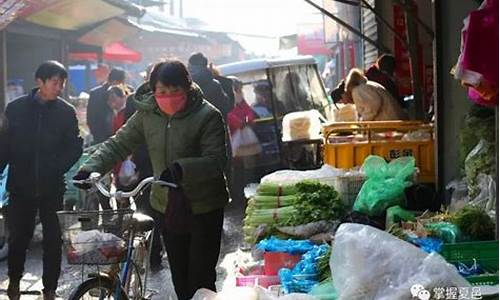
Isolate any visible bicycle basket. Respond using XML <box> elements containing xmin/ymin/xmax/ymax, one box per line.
<box><xmin>57</xmin><ymin>209</ymin><xmax>133</xmax><ymax>265</ymax></box>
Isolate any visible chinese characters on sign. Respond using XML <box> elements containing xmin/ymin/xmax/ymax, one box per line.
<box><xmin>389</xmin><ymin>149</ymin><xmax>414</xmax><ymax>159</ymax></box>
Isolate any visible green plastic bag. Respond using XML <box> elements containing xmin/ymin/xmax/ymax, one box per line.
<box><xmin>353</xmin><ymin>156</ymin><xmax>416</xmax><ymax>216</ymax></box>
<box><xmin>386</xmin><ymin>205</ymin><xmax>416</xmax><ymax>228</ymax></box>
<box><xmin>425</xmin><ymin>222</ymin><xmax>461</xmax><ymax>243</ymax></box>
<box><xmin>308</xmin><ymin>279</ymin><xmax>337</xmax><ymax>300</ymax></box>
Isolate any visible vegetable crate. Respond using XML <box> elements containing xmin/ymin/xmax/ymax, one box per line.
<box><xmin>440</xmin><ymin>241</ymin><xmax>499</xmax><ymax>286</ymax></box>
<box><xmin>331</xmin><ymin>175</ymin><xmax>365</xmax><ymax>208</ymax></box>
<box><xmin>323</xmin><ymin>121</ymin><xmax>435</xmax><ymax>183</ymax></box>
<box><xmin>236</xmin><ymin>275</ymin><xmax>280</xmax><ymax>288</ymax></box>
<box><xmin>264</xmin><ymin>252</ymin><xmax>302</xmax><ymax>275</ymax></box>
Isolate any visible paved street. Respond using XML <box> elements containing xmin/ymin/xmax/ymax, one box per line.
<box><xmin>0</xmin><ymin>200</ymin><xmax>247</xmax><ymax>299</ymax></box>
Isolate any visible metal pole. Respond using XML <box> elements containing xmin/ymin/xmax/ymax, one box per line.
<box><xmin>304</xmin><ymin>0</ymin><xmax>389</xmax><ymax>53</ymax></box>
<box><xmin>0</xmin><ymin>31</ymin><xmax>7</xmax><ymax>112</ymax></box>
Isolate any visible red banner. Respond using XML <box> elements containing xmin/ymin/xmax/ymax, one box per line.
<box><xmin>393</xmin><ymin>3</ymin><xmax>424</xmax><ymax>97</ymax></box>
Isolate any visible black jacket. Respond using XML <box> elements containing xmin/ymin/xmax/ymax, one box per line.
<box><xmin>190</xmin><ymin>67</ymin><xmax>230</xmax><ymax>119</ymax></box>
<box><xmin>87</xmin><ymin>83</ymin><xmax>112</xmax><ymax>144</ymax></box>
<box><xmin>215</xmin><ymin>75</ymin><xmax>235</xmax><ymax>110</ymax></box>
<box><xmin>0</xmin><ymin>89</ymin><xmax>83</xmax><ymax>197</ymax></box>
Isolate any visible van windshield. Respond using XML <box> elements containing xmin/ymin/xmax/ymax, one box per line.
<box><xmin>234</xmin><ymin>64</ymin><xmax>330</xmax><ymax>120</ymax></box>
<box><xmin>268</xmin><ymin>64</ymin><xmax>329</xmax><ymax>119</ymax></box>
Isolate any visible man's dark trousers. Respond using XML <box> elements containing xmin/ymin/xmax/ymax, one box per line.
<box><xmin>7</xmin><ymin>192</ymin><xmax>63</xmax><ymax>292</ymax></box>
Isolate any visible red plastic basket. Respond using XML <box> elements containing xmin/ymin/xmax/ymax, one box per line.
<box><xmin>236</xmin><ymin>275</ymin><xmax>281</xmax><ymax>288</ymax></box>
<box><xmin>264</xmin><ymin>252</ymin><xmax>302</xmax><ymax>276</ymax></box>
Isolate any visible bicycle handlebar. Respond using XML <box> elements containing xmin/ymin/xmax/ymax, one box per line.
<box><xmin>73</xmin><ymin>172</ymin><xmax>177</xmax><ymax>199</ymax></box>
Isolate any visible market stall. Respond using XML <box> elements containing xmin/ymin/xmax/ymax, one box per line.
<box><xmin>194</xmin><ymin>147</ymin><xmax>497</xmax><ymax>299</ymax></box>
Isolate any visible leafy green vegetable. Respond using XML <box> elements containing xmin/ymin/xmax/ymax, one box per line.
<box><xmin>257</xmin><ymin>183</ymin><xmax>298</xmax><ymax>196</ymax></box>
<box><xmin>451</xmin><ymin>206</ymin><xmax>495</xmax><ymax>241</ymax></box>
<box><xmin>317</xmin><ymin>246</ymin><xmax>332</xmax><ymax>282</ymax></box>
<box><xmin>459</xmin><ymin>105</ymin><xmax>495</xmax><ymax>170</ymax></box>
<box><xmin>281</xmin><ymin>181</ymin><xmax>346</xmax><ymax>226</ymax></box>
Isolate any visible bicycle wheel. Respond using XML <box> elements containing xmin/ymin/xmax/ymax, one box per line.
<box><xmin>125</xmin><ymin>261</ymin><xmax>144</xmax><ymax>299</ymax></box>
<box><xmin>68</xmin><ymin>276</ymin><xmax>127</xmax><ymax>300</ymax></box>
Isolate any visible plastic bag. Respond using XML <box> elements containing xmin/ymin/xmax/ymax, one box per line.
<box><xmin>279</xmin><ymin>244</ymin><xmax>329</xmax><ymax>294</ymax></box>
<box><xmin>446</xmin><ymin>178</ymin><xmax>469</xmax><ymax>212</ymax></box>
<box><xmin>72</xmin><ymin>230</ymin><xmax>123</xmax><ymax>254</ymax></box>
<box><xmin>308</xmin><ymin>280</ymin><xmax>337</xmax><ymax>300</ymax></box>
<box><xmin>332</xmin><ymin>104</ymin><xmax>358</xmax><ymax>122</ymax></box>
<box><xmin>260</xmin><ymin>165</ymin><xmax>346</xmax><ymax>186</ymax></box>
<box><xmin>353</xmin><ymin>156</ymin><xmax>415</xmax><ymax>216</ymax></box>
<box><xmin>256</xmin><ymin>237</ymin><xmax>314</xmax><ymax>254</ymax></box>
<box><xmin>118</xmin><ymin>159</ymin><xmax>138</xmax><ymax>186</ymax></box>
<box><xmin>469</xmin><ymin>173</ymin><xmax>496</xmax><ymax>219</ymax></box>
<box><xmin>330</xmin><ymin>223</ymin><xmax>470</xmax><ymax>300</ymax></box>
<box><xmin>408</xmin><ymin>237</ymin><xmax>443</xmax><ymax>253</ymax></box>
<box><xmin>277</xmin><ymin>221</ymin><xmax>336</xmax><ymax>239</ymax></box>
<box><xmin>232</xmin><ymin>126</ymin><xmax>262</xmax><ymax>157</ymax></box>
<box><xmin>464</xmin><ymin>139</ymin><xmax>495</xmax><ymax>198</ymax></box>
<box><xmin>282</xmin><ymin>110</ymin><xmax>323</xmax><ymax>142</ymax></box>
<box><xmin>190</xmin><ymin>287</ymin><xmax>317</xmax><ymax>300</ymax></box>
<box><xmin>425</xmin><ymin>222</ymin><xmax>461</xmax><ymax>244</ymax></box>
<box><xmin>385</xmin><ymin>205</ymin><xmax>415</xmax><ymax>228</ymax></box>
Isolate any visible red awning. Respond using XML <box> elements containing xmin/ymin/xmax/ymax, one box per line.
<box><xmin>69</xmin><ymin>42</ymin><xmax>142</xmax><ymax>63</ymax></box>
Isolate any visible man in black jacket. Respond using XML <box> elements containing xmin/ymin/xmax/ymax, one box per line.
<box><xmin>0</xmin><ymin>61</ymin><xmax>83</xmax><ymax>300</ymax></box>
<box><xmin>86</xmin><ymin>67</ymin><xmax>127</xmax><ymax>144</ymax></box>
<box><xmin>188</xmin><ymin>53</ymin><xmax>230</xmax><ymax>120</ymax></box>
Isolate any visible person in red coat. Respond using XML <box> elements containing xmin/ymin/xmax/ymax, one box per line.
<box><xmin>227</xmin><ymin>77</ymin><xmax>256</xmax><ymax>202</ymax></box>
<box><xmin>227</xmin><ymin>78</ymin><xmax>255</xmax><ymax>135</ymax></box>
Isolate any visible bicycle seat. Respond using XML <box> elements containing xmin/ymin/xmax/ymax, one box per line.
<box><xmin>130</xmin><ymin>213</ymin><xmax>155</xmax><ymax>232</ymax></box>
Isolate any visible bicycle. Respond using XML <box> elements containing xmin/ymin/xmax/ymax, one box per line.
<box><xmin>58</xmin><ymin>172</ymin><xmax>176</xmax><ymax>300</ymax></box>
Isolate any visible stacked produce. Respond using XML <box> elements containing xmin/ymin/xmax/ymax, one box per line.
<box><xmin>243</xmin><ymin>181</ymin><xmax>345</xmax><ymax>244</ymax></box>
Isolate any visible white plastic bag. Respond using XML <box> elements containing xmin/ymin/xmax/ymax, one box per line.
<box><xmin>72</xmin><ymin>230</ymin><xmax>123</xmax><ymax>254</ymax></box>
<box><xmin>332</xmin><ymin>104</ymin><xmax>358</xmax><ymax>122</ymax></box>
<box><xmin>446</xmin><ymin>178</ymin><xmax>469</xmax><ymax>212</ymax></box>
<box><xmin>119</xmin><ymin>159</ymin><xmax>138</xmax><ymax>186</ymax></box>
<box><xmin>470</xmin><ymin>173</ymin><xmax>497</xmax><ymax>220</ymax></box>
<box><xmin>330</xmin><ymin>223</ymin><xmax>470</xmax><ymax>300</ymax></box>
<box><xmin>190</xmin><ymin>287</ymin><xmax>317</xmax><ymax>300</ymax></box>
<box><xmin>282</xmin><ymin>110</ymin><xmax>324</xmax><ymax>142</ymax></box>
<box><xmin>260</xmin><ymin>164</ymin><xmax>345</xmax><ymax>186</ymax></box>
<box><xmin>231</xmin><ymin>126</ymin><xmax>262</xmax><ymax>157</ymax></box>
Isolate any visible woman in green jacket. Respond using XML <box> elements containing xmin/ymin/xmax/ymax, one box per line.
<box><xmin>74</xmin><ymin>59</ymin><xmax>229</xmax><ymax>300</ymax></box>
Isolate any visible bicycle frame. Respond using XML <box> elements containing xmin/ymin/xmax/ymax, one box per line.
<box><xmin>71</xmin><ymin>173</ymin><xmax>176</xmax><ymax>299</ymax></box>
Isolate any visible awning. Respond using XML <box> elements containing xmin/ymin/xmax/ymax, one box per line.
<box><xmin>78</xmin><ymin>18</ymin><xmax>140</xmax><ymax>47</ymax></box>
<box><xmin>69</xmin><ymin>42</ymin><xmax>142</xmax><ymax>63</ymax></box>
<box><xmin>0</xmin><ymin>0</ymin><xmax>60</xmax><ymax>30</ymax></box>
<box><xmin>24</xmin><ymin>0</ymin><xmax>124</xmax><ymax>31</ymax></box>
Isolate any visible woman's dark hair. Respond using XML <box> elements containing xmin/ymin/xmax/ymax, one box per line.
<box><xmin>377</xmin><ymin>54</ymin><xmax>396</xmax><ymax>75</ymax></box>
<box><xmin>35</xmin><ymin>60</ymin><xmax>68</xmax><ymax>82</ymax></box>
<box><xmin>108</xmin><ymin>67</ymin><xmax>126</xmax><ymax>82</ymax></box>
<box><xmin>106</xmin><ymin>85</ymin><xmax>126</xmax><ymax>99</ymax></box>
<box><xmin>149</xmin><ymin>59</ymin><xmax>192</xmax><ymax>92</ymax></box>
<box><xmin>331</xmin><ymin>80</ymin><xmax>346</xmax><ymax>107</ymax></box>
